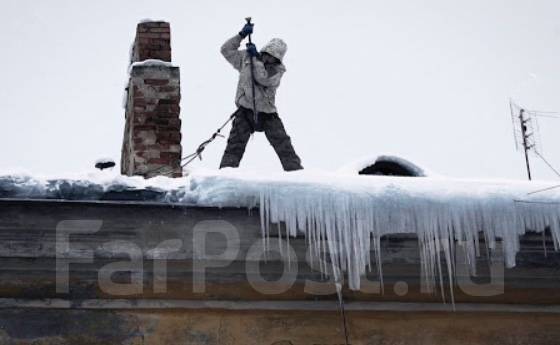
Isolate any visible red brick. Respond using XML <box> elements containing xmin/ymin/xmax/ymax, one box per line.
<box><xmin>155</xmin><ymin>104</ymin><xmax>171</xmax><ymax>111</ymax></box>
<box><xmin>155</xmin><ymin>112</ymin><xmax>173</xmax><ymax>118</ymax></box>
<box><xmin>139</xmin><ymin>22</ymin><xmax>166</xmax><ymax>28</ymax></box>
<box><xmin>148</xmin><ymin>37</ymin><xmax>167</xmax><ymax>43</ymax></box>
<box><xmin>150</xmin><ymin>53</ymin><xmax>171</xmax><ymax>61</ymax></box>
<box><xmin>148</xmin><ymin>158</ymin><xmax>170</xmax><ymax>164</ymax></box>
<box><xmin>142</xmin><ymin>111</ymin><xmax>156</xmax><ymax>118</ymax></box>
<box><xmin>168</xmin><ymin>118</ymin><xmax>181</xmax><ymax>127</ymax></box>
<box><xmin>161</xmin><ymin>152</ymin><xmax>181</xmax><ymax>160</ymax></box>
<box><xmin>138</xmin><ymin>32</ymin><xmax>167</xmax><ymax>39</ymax></box>
<box><xmin>149</xmin><ymin>45</ymin><xmax>169</xmax><ymax>51</ymax></box>
<box><xmin>149</xmin><ymin>99</ymin><xmax>160</xmax><ymax>105</ymax></box>
<box><xmin>159</xmin><ymin>131</ymin><xmax>181</xmax><ymax>141</ymax></box>
<box><xmin>158</xmin><ymin>86</ymin><xmax>179</xmax><ymax>93</ymax></box>
<box><xmin>160</xmin><ymin>53</ymin><xmax>172</xmax><ymax>60</ymax></box>
<box><xmin>145</xmin><ymin>79</ymin><xmax>169</xmax><ymax>86</ymax></box>
<box><xmin>157</xmin><ymin>112</ymin><xmax>180</xmax><ymax>118</ymax></box>
<box><xmin>133</xmin><ymin>98</ymin><xmax>146</xmax><ymax>106</ymax></box>
<box><xmin>134</xmin><ymin>125</ymin><xmax>156</xmax><ymax>131</ymax></box>
<box><xmin>157</xmin><ymin>99</ymin><xmax>176</xmax><ymax>105</ymax></box>
<box><xmin>149</xmin><ymin>28</ymin><xmax>170</xmax><ymax>33</ymax></box>
<box><xmin>155</xmin><ymin>119</ymin><xmax>170</xmax><ymax>125</ymax></box>
<box><xmin>157</xmin><ymin>125</ymin><xmax>179</xmax><ymax>132</ymax></box>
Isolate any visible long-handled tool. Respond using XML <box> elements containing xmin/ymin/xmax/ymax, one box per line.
<box><xmin>245</xmin><ymin>17</ymin><xmax>259</xmax><ymax>126</ymax></box>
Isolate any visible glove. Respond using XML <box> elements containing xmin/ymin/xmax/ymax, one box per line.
<box><xmin>239</xmin><ymin>23</ymin><xmax>254</xmax><ymax>38</ymax></box>
<box><xmin>246</xmin><ymin>43</ymin><xmax>259</xmax><ymax>58</ymax></box>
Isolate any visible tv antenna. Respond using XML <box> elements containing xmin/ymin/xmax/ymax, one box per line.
<box><xmin>510</xmin><ymin>99</ymin><xmax>560</xmax><ymax>184</ymax></box>
<box><xmin>510</xmin><ymin>99</ymin><xmax>540</xmax><ymax>180</ymax></box>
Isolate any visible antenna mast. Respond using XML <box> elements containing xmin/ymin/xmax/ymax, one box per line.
<box><xmin>518</xmin><ymin>109</ymin><xmax>533</xmax><ymax>180</ymax></box>
<box><xmin>510</xmin><ymin>99</ymin><xmax>540</xmax><ymax>180</ymax></box>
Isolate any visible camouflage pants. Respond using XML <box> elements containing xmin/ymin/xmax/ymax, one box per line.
<box><xmin>220</xmin><ymin>107</ymin><xmax>303</xmax><ymax>171</ymax></box>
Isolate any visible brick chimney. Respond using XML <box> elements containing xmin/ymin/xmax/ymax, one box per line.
<box><xmin>121</xmin><ymin>21</ymin><xmax>182</xmax><ymax>178</ymax></box>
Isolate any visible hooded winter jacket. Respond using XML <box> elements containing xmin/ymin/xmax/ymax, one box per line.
<box><xmin>221</xmin><ymin>35</ymin><xmax>287</xmax><ymax>114</ymax></box>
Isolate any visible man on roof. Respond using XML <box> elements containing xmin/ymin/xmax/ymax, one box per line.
<box><xmin>219</xmin><ymin>21</ymin><xmax>303</xmax><ymax>171</ymax></box>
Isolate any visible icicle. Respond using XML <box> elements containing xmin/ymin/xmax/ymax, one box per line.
<box><xmin>246</xmin><ymin>173</ymin><xmax>560</xmax><ymax>301</ymax></box>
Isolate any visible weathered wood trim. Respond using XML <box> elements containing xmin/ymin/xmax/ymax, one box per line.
<box><xmin>1</xmin><ymin>298</ymin><xmax>560</xmax><ymax>314</ymax></box>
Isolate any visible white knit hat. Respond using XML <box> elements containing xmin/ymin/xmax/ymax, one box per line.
<box><xmin>260</xmin><ymin>38</ymin><xmax>287</xmax><ymax>62</ymax></box>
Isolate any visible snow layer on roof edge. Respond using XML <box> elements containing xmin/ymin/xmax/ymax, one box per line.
<box><xmin>0</xmin><ymin>171</ymin><xmax>188</xmax><ymax>201</ymax></box>
<box><xmin>2</xmin><ymin>168</ymin><xmax>560</xmax><ymax>301</ymax></box>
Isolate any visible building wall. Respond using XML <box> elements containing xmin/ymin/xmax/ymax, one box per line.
<box><xmin>1</xmin><ymin>199</ymin><xmax>560</xmax><ymax>344</ymax></box>
<box><xmin>1</xmin><ymin>308</ymin><xmax>560</xmax><ymax>345</ymax></box>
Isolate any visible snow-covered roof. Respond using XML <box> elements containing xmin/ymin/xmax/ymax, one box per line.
<box><xmin>1</xmin><ymin>167</ymin><xmax>560</xmax><ymax>299</ymax></box>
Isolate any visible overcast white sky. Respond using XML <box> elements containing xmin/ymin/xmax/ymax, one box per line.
<box><xmin>1</xmin><ymin>0</ymin><xmax>560</xmax><ymax>180</ymax></box>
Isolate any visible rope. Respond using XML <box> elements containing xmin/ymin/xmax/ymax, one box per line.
<box><xmin>145</xmin><ymin>112</ymin><xmax>236</xmax><ymax>177</ymax></box>
<box><xmin>534</xmin><ymin>150</ymin><xmax>560</xmax><ymax>178</ymax></box>
<box><xmin>525</xmin><ymin>109</ymin><xmax>560</xmax><ymax>116</ymax></box>
<box><xmin>527</xmin><ymin>184</ymin><xmax>560</xmax><ymax>196</ymax></box>
<box><xmin>521</xmin><ymin>152</ymin><xmax>560</xmax><ymax>196</ymax></box>
<box><xmin>514</xmin><ymin>199</ymin><xmax>560</xmax><ymax>205</ymax></box>
<box><xmin>531</xmin><ymin>113</ymin><xmax>560</xmax><ymax>119</ymax></box>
